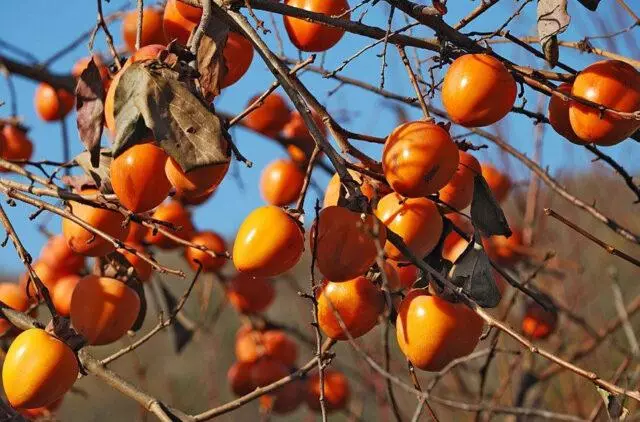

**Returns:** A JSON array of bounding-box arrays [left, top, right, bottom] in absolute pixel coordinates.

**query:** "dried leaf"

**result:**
[[470, 174, 512, 237], [596, 387, 629, 421], [75, 58, 105, 167], [575, 0, 600, 11], [112, 62, 231, 172], [193, 15, 229, 100], [448, 233, 502, 308], [75, 149, 113, 194], [537, 0, 570, 66], [159, 281, 193, 353]]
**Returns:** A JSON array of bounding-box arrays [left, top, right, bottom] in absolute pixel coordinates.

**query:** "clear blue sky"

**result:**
[[0, 0, 638, 274]]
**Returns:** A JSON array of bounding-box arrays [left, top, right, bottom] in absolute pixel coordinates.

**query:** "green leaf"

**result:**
[[112, 62, 230, 172]]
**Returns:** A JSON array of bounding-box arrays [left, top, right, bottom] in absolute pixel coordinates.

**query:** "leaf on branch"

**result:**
[[191, 14, 229, 100], [158, 281, 193, 353], [112, 62, 231, 173], [470, 174, 511, 237], [596, 387, 629, 421], [537, 0, 571, 66], [575, 0, 600, 11], [75, 58, 105, 167], [75, 149, 113, 194], [448, 233, 502, 308]]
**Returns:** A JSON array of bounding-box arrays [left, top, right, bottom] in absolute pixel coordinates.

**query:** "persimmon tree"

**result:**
[[0, 0, 639, 421]]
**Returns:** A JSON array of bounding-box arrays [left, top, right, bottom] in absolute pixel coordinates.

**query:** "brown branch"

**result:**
[[94, 0, 123, 70], [454, 0, 501, 30]]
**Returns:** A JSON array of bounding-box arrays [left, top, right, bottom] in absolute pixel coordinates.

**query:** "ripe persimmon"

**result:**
[[0, 283, 30, 335], [317, 276, 385, 340], [1, 124, 34, 164], [227, 274, 275, 314], [311, 206, 386, 282], [221, 32, 255, 88], [177, 188, 215, 206], [18, 261, 68, 300], [442, 53, 516, 127], [70, 275, 140, 345], [165, 157, 229, 199], [282, 110, 326, 142], [548, 83, 585, 145], [396, 289, 484, 371], [438, 150, 481, 212], [62, 190, 127, 256], [305, 369, 350, 412], [522, 301, 557, 339], [283, 0, 350, 52], [483, 229, 525, 266], [2, 328, 79, 409], [120, 243, 153, 281], [233, 206, 304, 277], [383, 121, 459, 198], [125, 221, 149, 243], [386, 260, 418, 290], [480, 163, 511, 203], [243, 93, 291, 137], [375, 193, 443, 261], [250, 357, 288, 388], [144, 200, 195, 249], [50, 274, 81, 317], [323, 168, 389, 207], [259, 159, 305, 206], [34, 84, 74, 122], [122, 8, 166, 54], [569, 60, 640, 146], [261, 378, 303, 414], [162, 0, 198, 45], [19, 397, 63, 420], [111, 142, 172, 213], [228, 361, 255, 397], [235, 328, 298, 367], [39, 235, 85, 275], [184, 231, 226, 272]]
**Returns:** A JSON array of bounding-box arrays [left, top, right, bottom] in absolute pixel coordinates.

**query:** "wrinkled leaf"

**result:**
[[537, 0, 570, 66], [448, 233, 502, 308], [75, 58, 105, 167], [192, 15, 229, 100], [75, 148, 113, 194], [112, 62, 230, 172], [597, 387, 629, 421], [470, 174, 512, 237], [159, 281, 193, 353]]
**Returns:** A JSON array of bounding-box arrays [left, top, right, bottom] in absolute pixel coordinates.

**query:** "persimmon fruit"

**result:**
[[50, 274, 81, 317], [480, 163, 511, 203], [39, 234, 85, 275], [250, 357, 288, 388], [259, 159, 305, 206], [235, 328, 298, 367], [62, 189, 127, 256], [323, 168, 385, 207], [0, 283, 30, 335], [311, 206, 386, 282], [438, 150, 481, 212], [122, 8, 166, 54], [383, 121, 459, 198], [2, 328, 79, 409], [396, 289, 484, 371], [386, 260, 418, 290], [144, 201, 195, 249], [522, 301, 558, 339], [111, 142, 172, 213], [317, 276, 385, 340], [233, 206, 304, 277], [375, 193, 443, 261], [569, 60, 640, 146], [120, 243, 153, 281], [227, 361, 255, 397], [283, 0, 350, 52], [305, 369, 350, 412], [70, 275, 141, 345], [442, 53, 517, 127], [548, 83, 585, 145], [227, 274, 275, 314], [184, 231, 227, 272], [243, 93, 291, 137], [165, 157, 229, 199], [1, 124, 34, 164], [34, 84, 74, 122]]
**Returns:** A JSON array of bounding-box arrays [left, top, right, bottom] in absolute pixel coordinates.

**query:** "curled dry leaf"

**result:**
[[575, 0, 600, 11], [596, 387, 629, 421], [75, 149, 114, 194], [448, 233, 501, 308], [112, 61, 231, 173], [470, 174, 511, 237], [75, 58, 105, 167], [537, 0, 570, 66], [190, 13, 229, 100]]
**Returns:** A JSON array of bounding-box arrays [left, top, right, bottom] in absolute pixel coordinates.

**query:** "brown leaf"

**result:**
[[112, 62, 231, 172], [75, 58, 105, 167], [575, 0, 600, 11], [537, 0, 570, 66], [470, 174, 512, 237], [191, 15, 229, 100], [74, 149, 113, 194]]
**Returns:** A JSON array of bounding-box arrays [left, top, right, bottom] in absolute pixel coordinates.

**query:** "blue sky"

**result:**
[[0, 0, 638, 274]]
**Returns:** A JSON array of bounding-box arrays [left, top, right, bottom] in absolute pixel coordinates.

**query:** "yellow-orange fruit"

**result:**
[[305, 369, 350, 412], [233, 206, 304, 277], [70, 275, 140, 345], [522, 301, 558, 339], [438, 151, 481, 212], [261, 378, 304, 414], [184, 231, 227, 272], [144, 201, 195, 249], [375, 193, 443, 261], [34, 84, 74, 122], [323, 169, 388, 207], [165, 157, 229, 199], [0, 283, 30, 335], [39, 235, 85, 275], [386, 260, 418, 290], [227, 361, 255, 397], [283, 0, 350, 52], [317, 277, 385, 340], [235, 328, 298, 367], [122, 8, 166, 53], [119, 243, 153, 282], [396, 289, 484, 371], [383, 121, 459, 198], [480, 163, 511, 203], [250, 357, 288, 388], [2, 328, 79, 409], [50, 274, 81, 317], [548, 83, 585, 145], [243, 93, 291, 137], [227, 274, 275, 314], [259, 159, 304, 206], [442, 53, 516, 127], [1, 124, 34, 165]]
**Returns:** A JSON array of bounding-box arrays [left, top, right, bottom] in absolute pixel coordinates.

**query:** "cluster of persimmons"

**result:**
[[0, 0, 635, 419]]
